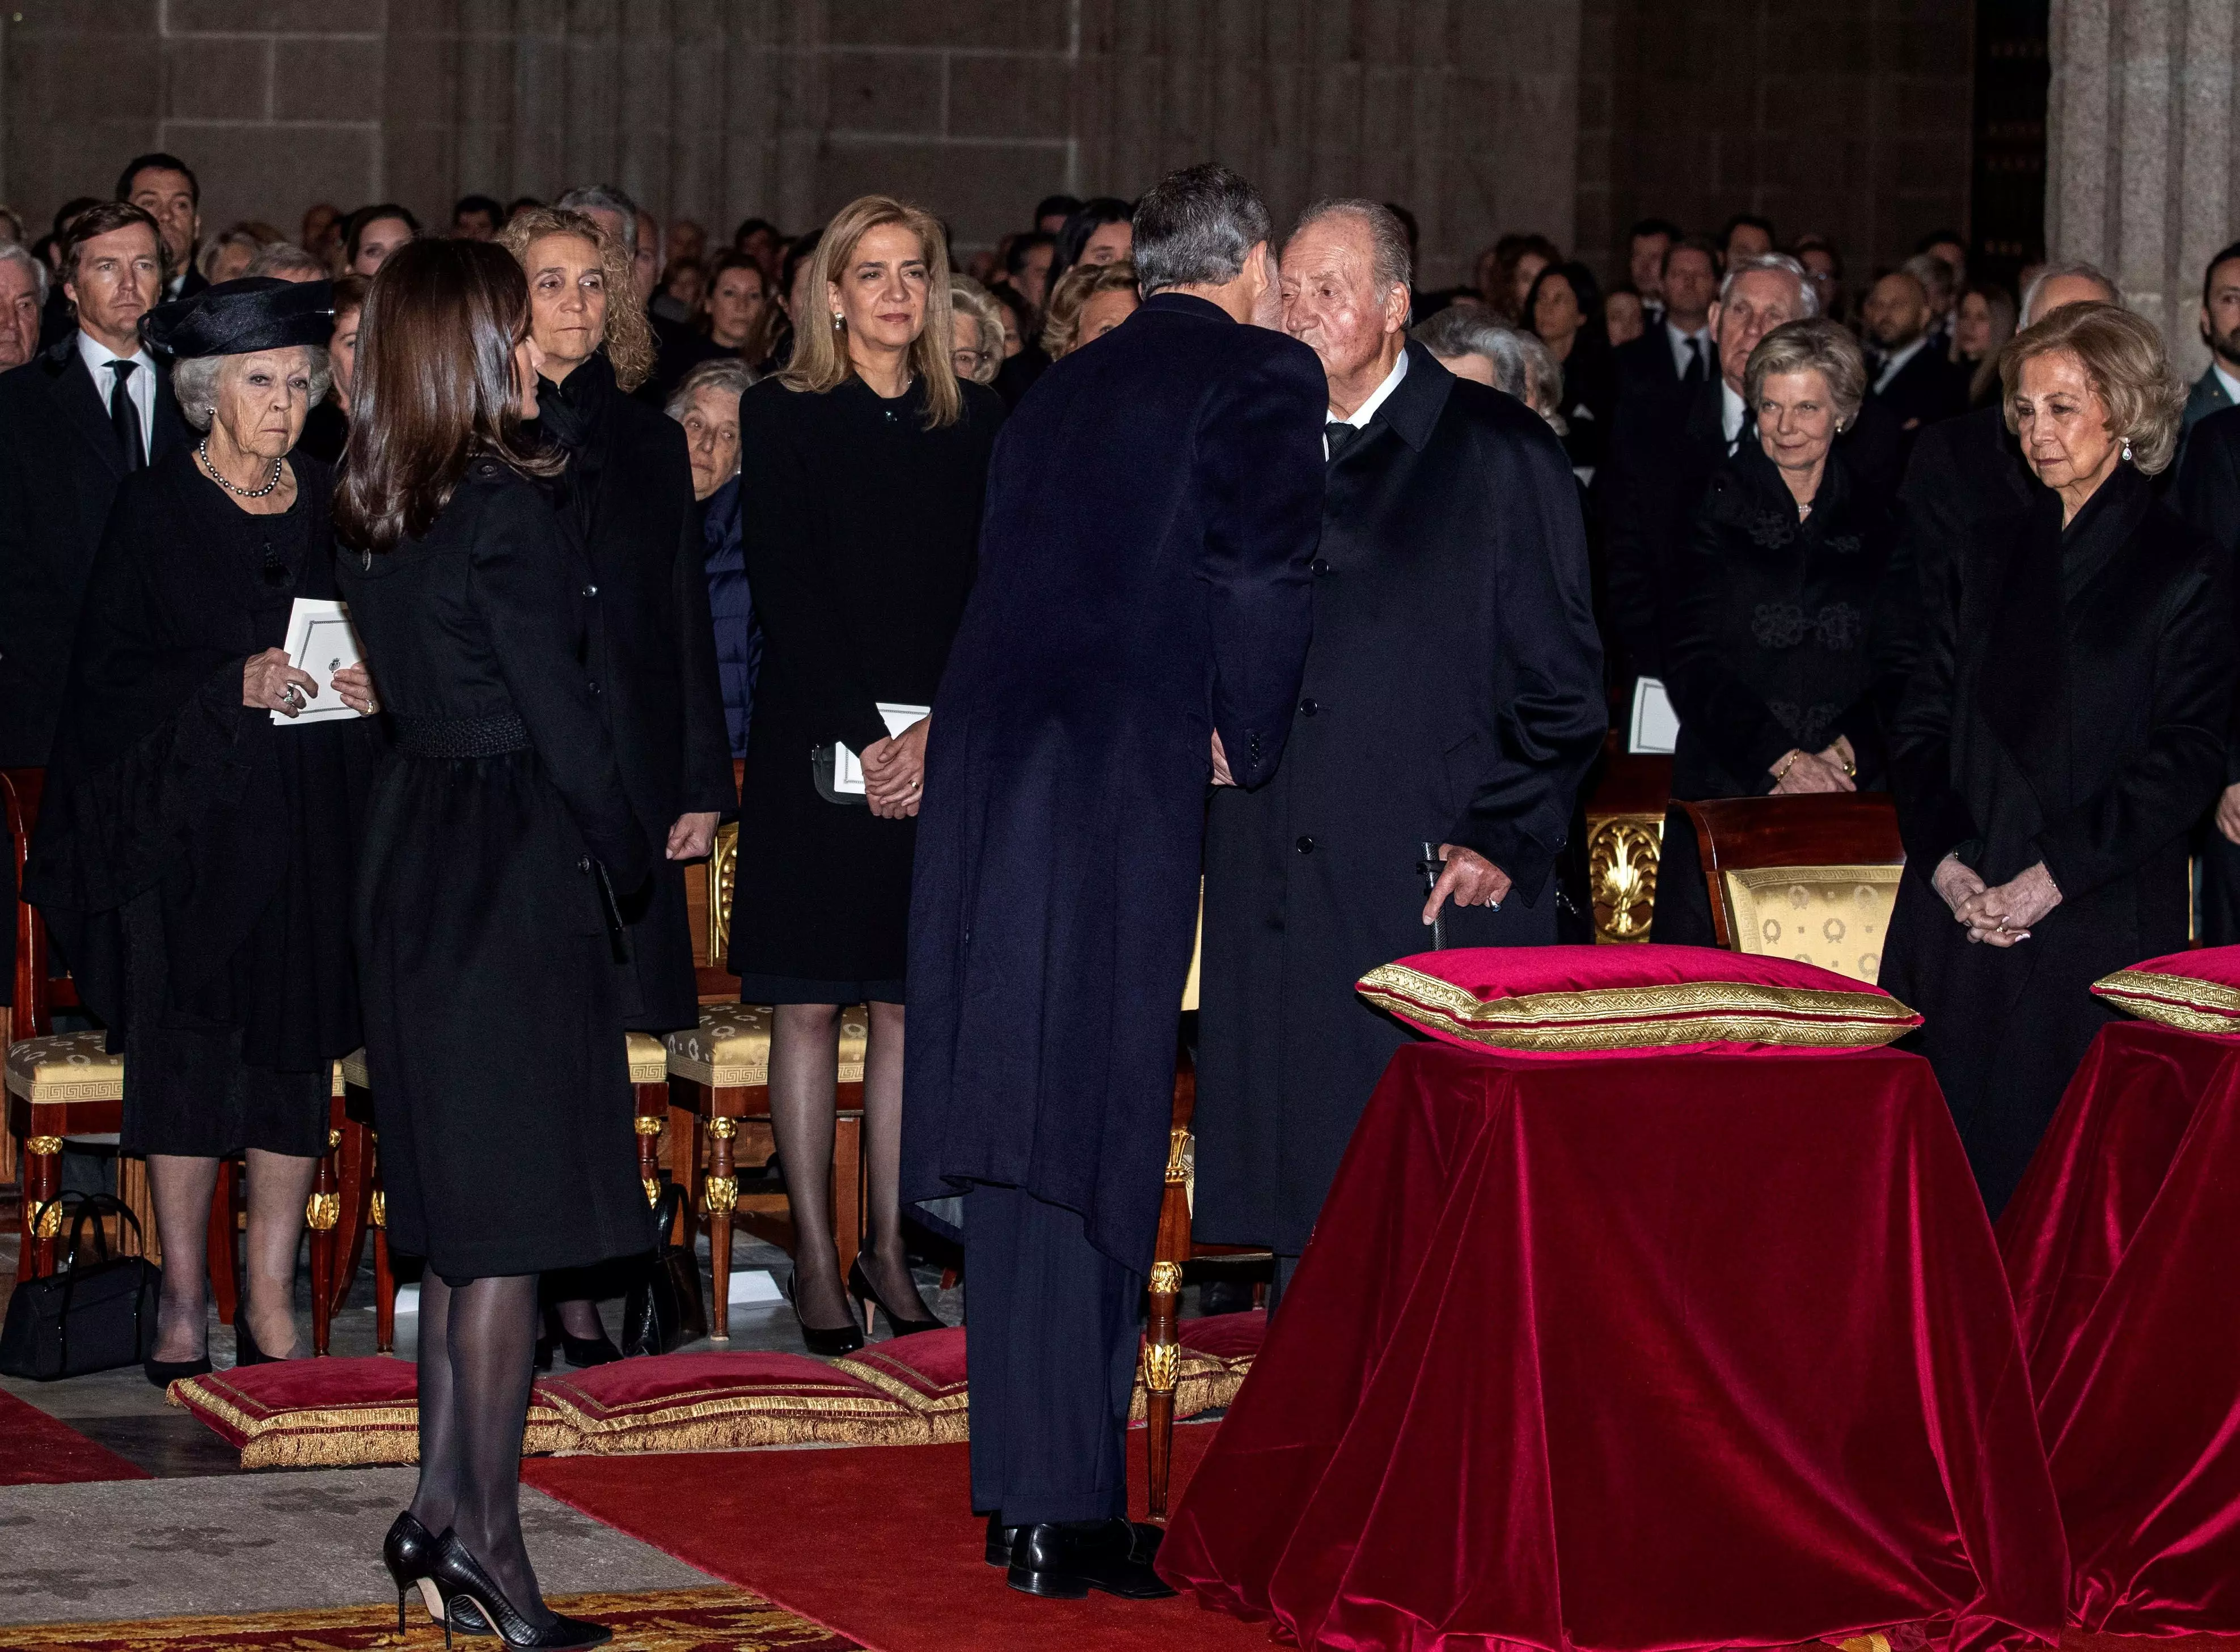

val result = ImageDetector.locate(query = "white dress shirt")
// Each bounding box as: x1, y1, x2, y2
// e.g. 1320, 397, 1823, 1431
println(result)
2214, 360, 2240, 409
1719, 380, 1748, 454
1666, 320, 1713, 383
1324, 348, 1410, 456
77, 329, 157, 463
1873, 333, 1931, 395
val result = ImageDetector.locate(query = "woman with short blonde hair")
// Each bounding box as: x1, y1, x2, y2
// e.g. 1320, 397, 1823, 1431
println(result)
1743, 316, 1866, 430
733, 193, 1005, 1352
1884, 299, 2229, 1216
948, 277, 1006, 386
1039, 259, 1140, 359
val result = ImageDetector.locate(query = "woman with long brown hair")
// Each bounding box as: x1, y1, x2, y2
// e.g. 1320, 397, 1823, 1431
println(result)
730, 194, 1003, 1352
336, 237, 648, 1651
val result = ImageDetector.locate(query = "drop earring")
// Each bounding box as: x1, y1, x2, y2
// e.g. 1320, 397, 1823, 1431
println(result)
2121, 437, 2134, 463
832, 311, 844, 331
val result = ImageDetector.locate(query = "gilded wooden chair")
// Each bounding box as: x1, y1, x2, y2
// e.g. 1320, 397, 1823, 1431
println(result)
670, 803, 868, 1340
1676, 794, 1906, 984
1582, 744, 1674, 943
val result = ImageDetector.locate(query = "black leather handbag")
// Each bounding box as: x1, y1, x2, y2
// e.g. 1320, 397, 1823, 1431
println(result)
622, 1181, 706, 1357
0, 1194, 162, 1380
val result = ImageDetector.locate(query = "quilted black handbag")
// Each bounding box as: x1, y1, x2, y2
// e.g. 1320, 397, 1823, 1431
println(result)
622, 1180, 707, 1357
0, 1194, 161, 1380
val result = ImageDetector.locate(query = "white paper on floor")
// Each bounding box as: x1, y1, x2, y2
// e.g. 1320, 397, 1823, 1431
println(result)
394, 1282, 419, 1322
728, 1268, 782, 1305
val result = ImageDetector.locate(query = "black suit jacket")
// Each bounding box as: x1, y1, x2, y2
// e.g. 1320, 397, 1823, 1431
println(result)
0, 335, 188, 765
1597, 371, 1732, 681
899, 291, 1325, 1268
1872, 342, 1971, 431
1613, 324, 1706, 409
2174, 404, 2240, 783
1196, 344, 1605, 1253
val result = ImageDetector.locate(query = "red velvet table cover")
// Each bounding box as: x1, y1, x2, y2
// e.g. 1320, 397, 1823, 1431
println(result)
1998, 1017, 2240, 1635
1159, 1040, 2066, 1652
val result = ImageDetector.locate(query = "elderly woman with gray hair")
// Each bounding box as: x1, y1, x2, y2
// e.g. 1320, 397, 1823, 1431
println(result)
25, 277, 383, 1382
1884, 302, 2230, 1215
1649, 317, 1917, 946
667, 355, 759, 755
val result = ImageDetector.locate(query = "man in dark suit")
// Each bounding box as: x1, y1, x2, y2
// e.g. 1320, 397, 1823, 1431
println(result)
2174, 399, 2240, 941
2184, 240, 2240, 432
0, 200, 187, 769
119, 152, 206, 301
1195, 201, 1604, 1297
1612, 233, 1720, 414
902, 163, 1324, 1601
1863, 268, 1969, 433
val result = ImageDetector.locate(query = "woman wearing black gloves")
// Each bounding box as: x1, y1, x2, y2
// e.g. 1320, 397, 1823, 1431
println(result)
337, 238, 648, 1651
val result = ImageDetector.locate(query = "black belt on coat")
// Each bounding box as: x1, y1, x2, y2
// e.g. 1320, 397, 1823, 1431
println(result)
390, 711, 532, 759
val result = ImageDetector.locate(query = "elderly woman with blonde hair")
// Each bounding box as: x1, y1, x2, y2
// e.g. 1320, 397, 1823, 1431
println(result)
1884, 302, 2231, 1216
947, 276, 1007, 386
732, 193, 1005, 1353
1039, 259, 1139, 359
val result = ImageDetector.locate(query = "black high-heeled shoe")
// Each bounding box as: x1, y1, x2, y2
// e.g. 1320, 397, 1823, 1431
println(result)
780, 1273, 865, 1357
847, 1256, 944, 1338
382, 1511, 490, 1636
233, 1318, 298, 1367
536, 1310, 622, 1370
143, 1354, 212, 1389
425, 1527, 610, 1649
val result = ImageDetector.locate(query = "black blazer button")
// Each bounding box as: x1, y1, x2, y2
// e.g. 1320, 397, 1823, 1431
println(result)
1299, 697, 1318, 716
582, 583, 598, 598
587, 680, 601, 695
1295, 836, 1315, 854
577, 857, 591, 874
1311, 558, 1332, 576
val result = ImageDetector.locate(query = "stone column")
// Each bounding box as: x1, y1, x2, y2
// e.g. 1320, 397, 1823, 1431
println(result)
2047, 0, 2240, 376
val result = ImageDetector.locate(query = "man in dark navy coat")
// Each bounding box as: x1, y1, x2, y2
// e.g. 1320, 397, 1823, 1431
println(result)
1194, 201, 1605, 1291
902, 163, 1325, 1600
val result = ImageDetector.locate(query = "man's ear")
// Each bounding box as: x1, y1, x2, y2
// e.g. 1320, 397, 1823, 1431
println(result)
1706, 299, 1723, 337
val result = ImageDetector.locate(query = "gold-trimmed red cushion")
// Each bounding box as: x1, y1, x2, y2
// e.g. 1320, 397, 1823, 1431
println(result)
1358, 944, 1920, 1057
2092, 948, 2240, 1034
537, 1350, 925, 1452
166, 1357, 576, 1468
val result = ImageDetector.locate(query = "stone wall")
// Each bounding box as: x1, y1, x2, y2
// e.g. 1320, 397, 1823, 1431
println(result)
2046, 0, 2237, 379
0, 1, 1967, 294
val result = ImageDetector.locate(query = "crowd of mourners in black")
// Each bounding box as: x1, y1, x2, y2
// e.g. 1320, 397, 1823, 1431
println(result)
6, 149, 2240, 1632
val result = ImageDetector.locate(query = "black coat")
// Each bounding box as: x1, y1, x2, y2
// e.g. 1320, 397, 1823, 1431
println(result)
726, 373, 1003, 992
1195, 345, 1606, 1255
1881, 464, 2233, 1217
1893, 402, 2037, 621
338, 465, 655, 1278
533, 353, 734, 1030
0, 335, 189, 766
900, 292, 1326, 1269
2171, 405, 2240, 944
1871, 342, 1971, 433
25, 453, 379, 1133
1663, 439, 1913, 802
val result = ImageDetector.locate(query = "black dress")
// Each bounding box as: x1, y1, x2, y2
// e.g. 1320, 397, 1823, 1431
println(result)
26, 450, 377, 1158
1650, 440, 1915, 945
1882, 463, 2233, 1217
728, 374, 1002, 1002
337, 464, 655, 1280
530, 351, 736, 1031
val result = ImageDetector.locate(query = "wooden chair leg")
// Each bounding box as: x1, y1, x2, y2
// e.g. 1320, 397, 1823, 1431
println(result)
208, 1157, 241, 1326
1144, 1117, 1195, 1523
665, 1102, 699, 1250
373, 1215, 395, 1354
21, 1133, 62, 1278
329, 1113, 372, 1323
307, 1129, 340, 1357
634, 1088, 666, 1213
707, 1115, 736, 1340
833, 1112, 863, 1288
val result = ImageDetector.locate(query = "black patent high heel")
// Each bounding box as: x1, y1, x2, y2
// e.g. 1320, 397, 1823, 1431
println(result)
780, 1273, 865, 1357
847, 1255, 943, 1338
426, 1527, 610, 1649
382, 1512, 491, 1637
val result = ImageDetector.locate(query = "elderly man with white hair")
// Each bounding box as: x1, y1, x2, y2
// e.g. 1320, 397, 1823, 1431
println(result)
0, 240, 46, 370
1194, 198, 1605, 1307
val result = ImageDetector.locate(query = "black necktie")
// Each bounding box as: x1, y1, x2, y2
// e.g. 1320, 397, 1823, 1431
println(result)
107, 359, 145, 472
1681, 337, 1705, 387
1326, 421, 1360, 463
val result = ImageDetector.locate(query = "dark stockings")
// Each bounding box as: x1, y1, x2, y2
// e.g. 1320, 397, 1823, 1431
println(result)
147, 1149, 316, 1363
767, 1001, 929, 1331
411, 1272, 551, 1624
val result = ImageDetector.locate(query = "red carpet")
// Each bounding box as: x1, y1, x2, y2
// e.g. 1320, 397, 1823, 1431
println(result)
525, 1423, 1271, 1652
0, 1387, 150, 1484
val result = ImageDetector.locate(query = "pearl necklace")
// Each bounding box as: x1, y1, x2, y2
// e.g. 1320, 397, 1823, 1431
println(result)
198, 439, 284, 499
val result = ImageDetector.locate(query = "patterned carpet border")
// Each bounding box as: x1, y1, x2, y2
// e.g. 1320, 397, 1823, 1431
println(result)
0, 1586, 859, 1650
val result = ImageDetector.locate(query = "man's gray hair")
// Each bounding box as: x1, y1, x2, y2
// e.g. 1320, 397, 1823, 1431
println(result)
172, 345, 333, 434
2021, 259, 2120, 324
1718, 251, 1819, 319
555, 185, 641, 256
0, 239, 48, 304
247, 242, 327, 280
663, 355, 756, 422
1902, 252, 1956, 309
1131, 163, 1271, 295
1291, 198, 1412, 299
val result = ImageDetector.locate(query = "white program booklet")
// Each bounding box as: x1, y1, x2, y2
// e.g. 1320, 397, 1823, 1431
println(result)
1628, 676, 1680, 755
831, 703, 931, 794
273, 598, 367, 725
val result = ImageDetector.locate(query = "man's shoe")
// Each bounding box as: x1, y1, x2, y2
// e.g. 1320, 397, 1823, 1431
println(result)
984, 1514, 1018, 1566
1006, 1519, 1176, 1600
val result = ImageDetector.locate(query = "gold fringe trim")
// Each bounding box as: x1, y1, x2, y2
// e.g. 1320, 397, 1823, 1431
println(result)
2094, 967, 2240, 1032
832, 1358, 969, 1412
1358, 963, 1918, 1052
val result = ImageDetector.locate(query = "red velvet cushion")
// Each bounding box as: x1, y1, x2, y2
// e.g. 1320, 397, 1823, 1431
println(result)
167, 1356, 574, 1468
835, 1327, 969, 1435
538, 1350, 931, 1452
2092, 946, 2240, 1033
1357, 944, 1920, 1058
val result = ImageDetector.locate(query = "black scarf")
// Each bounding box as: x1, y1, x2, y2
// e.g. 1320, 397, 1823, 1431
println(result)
534, 349, 618, 544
